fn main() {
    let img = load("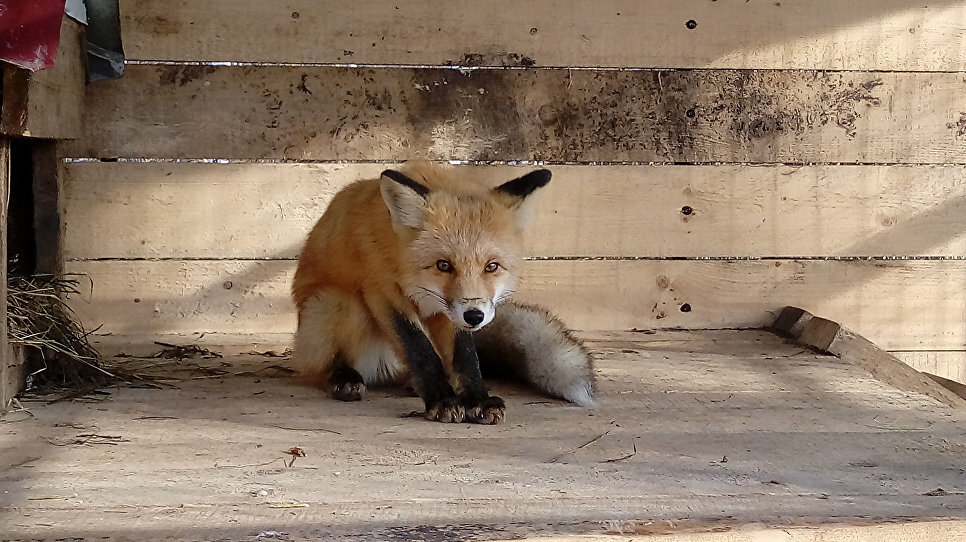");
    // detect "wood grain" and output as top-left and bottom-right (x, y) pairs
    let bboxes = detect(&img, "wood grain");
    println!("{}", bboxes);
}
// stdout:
(62, 66), (966, 163)
(894, 351), (966, 385)
(5, 331), (966, 538)
(64, 259), (966, 351)
(63, 162), (966, 259)
(119, 0), (966, 71)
